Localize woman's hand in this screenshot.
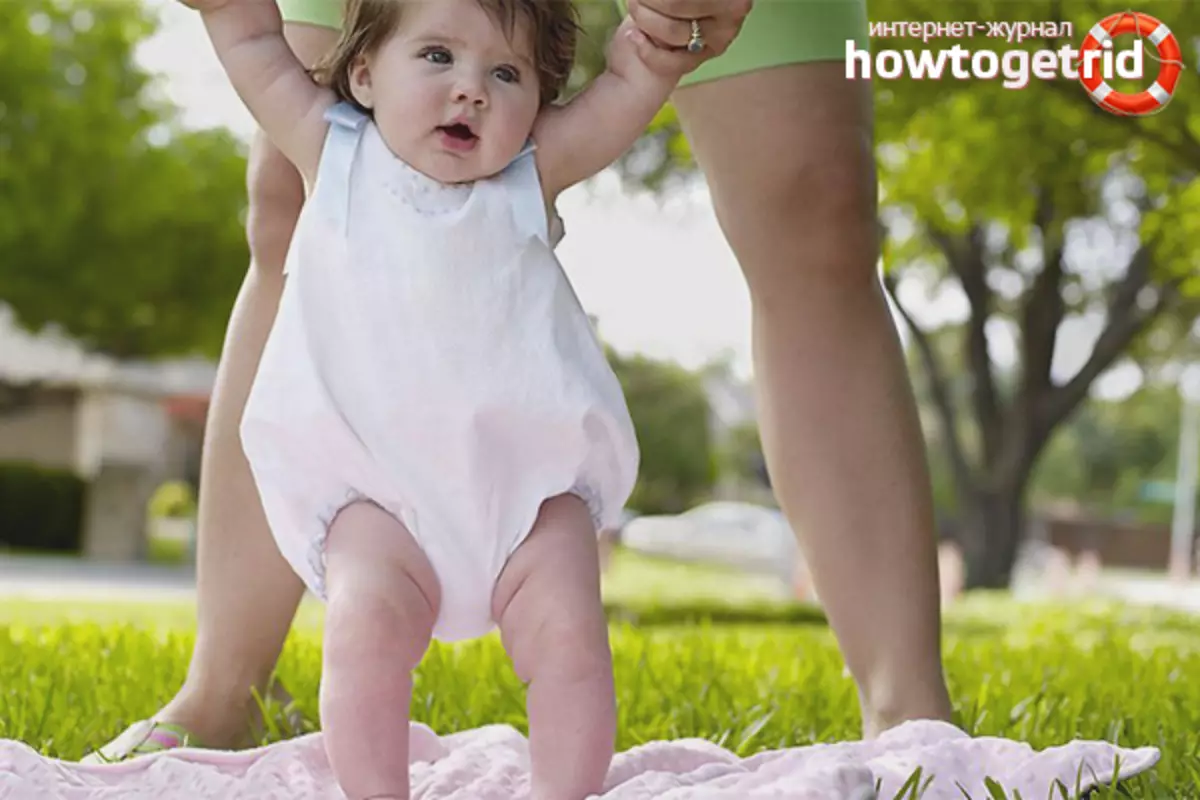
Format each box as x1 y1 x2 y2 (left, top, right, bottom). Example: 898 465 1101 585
628 0 753 61
607 18 691 80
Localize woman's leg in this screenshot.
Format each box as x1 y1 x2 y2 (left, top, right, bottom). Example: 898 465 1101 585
671 5 953 736
87 20 343 757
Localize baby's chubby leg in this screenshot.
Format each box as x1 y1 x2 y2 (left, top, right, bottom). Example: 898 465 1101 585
492 494 615 800
321 501 441 800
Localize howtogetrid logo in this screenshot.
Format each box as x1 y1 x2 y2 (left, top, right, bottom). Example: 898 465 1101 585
1079 11 1183 116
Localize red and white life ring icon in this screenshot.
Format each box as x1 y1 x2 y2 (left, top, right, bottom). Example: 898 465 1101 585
1078 11 1183 116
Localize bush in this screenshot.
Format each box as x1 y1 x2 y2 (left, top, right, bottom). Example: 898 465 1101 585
0 462 86 553
148 481 197 519
603 599 828 628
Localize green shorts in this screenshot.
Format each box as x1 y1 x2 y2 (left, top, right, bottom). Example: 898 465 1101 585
278 0 868 87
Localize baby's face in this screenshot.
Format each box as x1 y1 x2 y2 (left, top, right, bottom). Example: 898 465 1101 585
349 0 542 184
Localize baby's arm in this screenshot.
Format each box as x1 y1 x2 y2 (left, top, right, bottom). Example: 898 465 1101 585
187 0 333 182
533 19 689 200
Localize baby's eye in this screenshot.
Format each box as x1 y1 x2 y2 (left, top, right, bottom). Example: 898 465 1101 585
493 65 519 83
422 46 452 65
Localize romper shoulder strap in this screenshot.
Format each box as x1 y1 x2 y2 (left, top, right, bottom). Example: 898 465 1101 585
501 139 553 246
314 102 371 238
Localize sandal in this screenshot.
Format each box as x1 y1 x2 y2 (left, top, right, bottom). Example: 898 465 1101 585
80 719 201 764
81 680 304 764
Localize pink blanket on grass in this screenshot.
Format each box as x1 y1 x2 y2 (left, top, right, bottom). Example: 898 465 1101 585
0 720 1159 799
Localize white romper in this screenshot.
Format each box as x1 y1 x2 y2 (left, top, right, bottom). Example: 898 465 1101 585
240 103 640 642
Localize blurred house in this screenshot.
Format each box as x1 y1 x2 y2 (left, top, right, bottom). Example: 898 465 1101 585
1032 508 1194 573
1 312 765 563
0 306 212 561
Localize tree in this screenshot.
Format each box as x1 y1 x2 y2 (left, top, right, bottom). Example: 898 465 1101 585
0 0 679 358
607 347 717 514
0 1 250 360
587 0 1200 585
872 0 1200 586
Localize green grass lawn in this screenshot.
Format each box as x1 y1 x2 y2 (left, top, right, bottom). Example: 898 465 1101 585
1 550 1198 797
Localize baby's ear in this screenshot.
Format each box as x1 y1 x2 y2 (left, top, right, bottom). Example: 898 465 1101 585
347 54 375 109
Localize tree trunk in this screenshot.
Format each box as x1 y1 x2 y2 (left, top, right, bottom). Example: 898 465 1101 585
959 485 1027 590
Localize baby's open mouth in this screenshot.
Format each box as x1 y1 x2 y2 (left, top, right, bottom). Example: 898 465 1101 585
439 122 477 142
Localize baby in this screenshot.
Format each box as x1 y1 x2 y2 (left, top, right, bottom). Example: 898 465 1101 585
183 1 691 798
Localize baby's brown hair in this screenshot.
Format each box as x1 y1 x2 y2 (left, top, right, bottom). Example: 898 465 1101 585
311 0 579 109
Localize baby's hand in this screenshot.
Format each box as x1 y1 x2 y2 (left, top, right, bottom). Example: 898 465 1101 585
182 0 329 183
531 14 694 198
608 17 702 81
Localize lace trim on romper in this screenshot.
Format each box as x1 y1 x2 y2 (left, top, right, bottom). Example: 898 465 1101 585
309 489 370 599
382 155 473 216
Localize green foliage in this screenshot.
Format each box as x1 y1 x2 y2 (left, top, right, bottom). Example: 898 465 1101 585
147 481 197 520
0 462 85 552
565 0 622 97
1031 382 1193 523
0 1 250 358
871 0 1200 303
608 349 717 514
602 547 795 609
864 0 1200 584
717 421 766 486
605 598 827 628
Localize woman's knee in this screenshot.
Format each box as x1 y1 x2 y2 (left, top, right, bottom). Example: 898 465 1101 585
245 131 306 277
760 140 877 242
716 136 880 301
676 63 881 294
741 144 879 294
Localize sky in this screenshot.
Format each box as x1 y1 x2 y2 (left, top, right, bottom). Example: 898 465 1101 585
131 1 1157 399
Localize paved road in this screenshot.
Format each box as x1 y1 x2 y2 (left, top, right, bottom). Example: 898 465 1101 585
5 553 1200 615
0 554 196 601
1091 572 1200 614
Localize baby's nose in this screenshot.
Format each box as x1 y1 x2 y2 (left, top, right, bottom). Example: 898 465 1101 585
454 78 487 107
